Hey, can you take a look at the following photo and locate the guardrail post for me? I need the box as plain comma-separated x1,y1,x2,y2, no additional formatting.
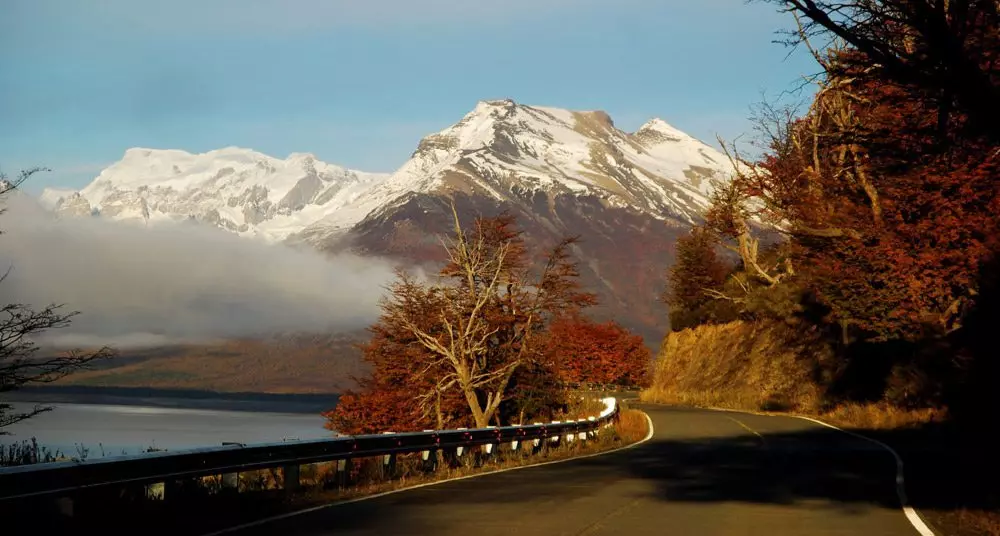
383,452,397,475
336,458,349,488
164,479,184,501
550,421,562,448
282,464,301,492
481,428,499,463
217,442,244,492
421,430,439,473
455,427,467,460
146,482,165,500
587,416,597,439
531,423,544,455
382,432,397,478
221,472,239,491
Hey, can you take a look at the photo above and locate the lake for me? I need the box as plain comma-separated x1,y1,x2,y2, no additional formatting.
1,402,331,457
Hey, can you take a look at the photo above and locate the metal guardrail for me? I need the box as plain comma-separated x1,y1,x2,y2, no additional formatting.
0,398,620,502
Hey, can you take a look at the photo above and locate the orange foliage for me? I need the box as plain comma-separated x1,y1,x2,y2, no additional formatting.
701,46,1000,342
542,315,650,388
327,211,599,434
720,1,1000,340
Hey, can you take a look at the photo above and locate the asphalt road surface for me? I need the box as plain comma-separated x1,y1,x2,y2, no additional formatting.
224,405,923,535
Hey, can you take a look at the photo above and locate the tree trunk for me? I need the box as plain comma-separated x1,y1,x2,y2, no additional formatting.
463,387,490,428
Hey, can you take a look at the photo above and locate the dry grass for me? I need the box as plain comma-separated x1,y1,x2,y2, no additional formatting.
946,508,1000,536
818,401,947,430
614,408,650,443
641,320,832,413
641,321,947,431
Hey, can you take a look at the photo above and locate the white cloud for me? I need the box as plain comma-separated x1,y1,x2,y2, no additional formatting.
0,194,397,348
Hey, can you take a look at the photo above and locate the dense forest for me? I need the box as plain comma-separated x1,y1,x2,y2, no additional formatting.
664,0,999,421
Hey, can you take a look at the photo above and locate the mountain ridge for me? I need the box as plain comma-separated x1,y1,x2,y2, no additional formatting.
43,100,727,241
40,100,732,340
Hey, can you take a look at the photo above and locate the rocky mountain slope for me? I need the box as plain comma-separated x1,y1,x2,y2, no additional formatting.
290,99,726,246
44,99,731,341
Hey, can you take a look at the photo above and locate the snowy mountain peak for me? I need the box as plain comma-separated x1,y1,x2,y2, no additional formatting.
362,100,730,224
47,101,731,245
633,118,705,147
39,187,78,210
477,98,517,111
66,147,389,240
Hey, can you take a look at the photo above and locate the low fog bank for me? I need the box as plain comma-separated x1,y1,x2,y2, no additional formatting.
0,195,397,348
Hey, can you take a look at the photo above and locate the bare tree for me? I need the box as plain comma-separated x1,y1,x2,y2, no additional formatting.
396,204,592,428
0,169,114,432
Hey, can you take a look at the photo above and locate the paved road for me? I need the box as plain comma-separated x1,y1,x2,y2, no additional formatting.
227,405,922,535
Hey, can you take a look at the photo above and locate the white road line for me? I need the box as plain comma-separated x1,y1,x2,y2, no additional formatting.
792,415,937,536
699,404,936,536
723,415,767,446
200,412,655,536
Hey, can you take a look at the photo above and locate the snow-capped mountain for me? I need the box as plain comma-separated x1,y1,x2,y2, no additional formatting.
45,100,726,243
294,99,726,244
44,100,731,340
38,187,78,209
401,99,724,217
43,147,389,240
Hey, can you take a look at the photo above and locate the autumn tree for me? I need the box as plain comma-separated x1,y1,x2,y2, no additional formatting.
542,315,650,388
325,273,469,434
700,26,998,341
0,169,115,431
664,227,734,330
328,206,595,433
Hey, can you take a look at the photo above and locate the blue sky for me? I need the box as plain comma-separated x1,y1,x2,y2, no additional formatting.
1,0,818,193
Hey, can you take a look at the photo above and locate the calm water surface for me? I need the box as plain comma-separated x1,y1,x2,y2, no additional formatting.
1,402,330,456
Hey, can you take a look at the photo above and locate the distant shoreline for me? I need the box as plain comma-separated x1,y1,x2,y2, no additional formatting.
3,386,339,415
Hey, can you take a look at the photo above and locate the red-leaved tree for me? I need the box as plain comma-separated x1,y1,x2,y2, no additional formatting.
701,42,1000,343
542,315,651,389
326,207,596,433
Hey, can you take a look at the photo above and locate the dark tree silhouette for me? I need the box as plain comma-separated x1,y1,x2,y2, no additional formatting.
759,0,1000,139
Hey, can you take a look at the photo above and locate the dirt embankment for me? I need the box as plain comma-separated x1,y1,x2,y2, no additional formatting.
641,320,833,413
